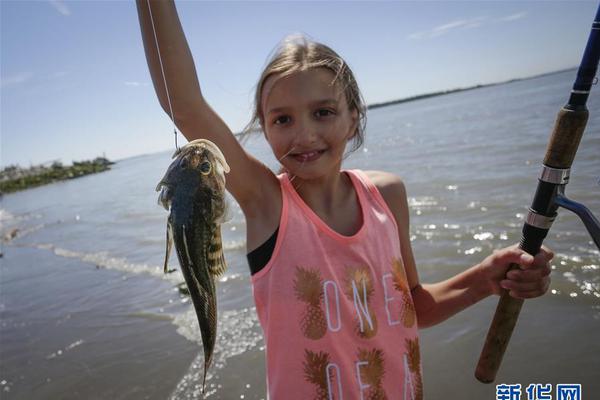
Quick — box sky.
[1,0,598,167]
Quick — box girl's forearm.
[135,0,204,119]
[411,264,491,328]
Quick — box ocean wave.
[9,241,246,289]
[11,241,184,284]
[0,209,14,223]
[59,245,183,282]
[0,209,45,242]
[223,240,245,252]
[2,223,47,243]
[408,196,438,208]
[0,209,42,226]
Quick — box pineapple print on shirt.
[356,347,387,400]
[294,266,327,340]
[303,349,332,400]
[405,337,423,400]
[391,258,416,328]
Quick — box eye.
[273,115,291,125]
[315,108,335,118]
[200,161,212,175]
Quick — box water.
[1,69,599,399]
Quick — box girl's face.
[261,68,358,180]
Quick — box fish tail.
[201,356,211,394]
[176,224,218,391]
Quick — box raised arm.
[135,0,278,212]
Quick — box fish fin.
[156,186,171,211]
[207,228,227,277]
[216,193,234,224]
[164,222,174,274]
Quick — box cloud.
[124,81,150,87]
[498,12,527,22]
[0,72,34,88]
[0,71,71,89]
[48,1,71,16]
[408,16,488,40]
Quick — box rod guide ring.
[539,165,570,184]
[526,210,556,230]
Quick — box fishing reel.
[553,173,600,251]
[524,164,600,254]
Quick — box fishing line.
[288,159,305,188]
[146,0,179,151]
[277,145,305,187]
[277,146,297,163]
[276,145,303,186]
[291,147,353,191]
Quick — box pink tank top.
[251,169,422,400]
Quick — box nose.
[292,116,318,147]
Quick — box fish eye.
[200,161,212,175]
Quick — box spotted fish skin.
[156,139,230,393]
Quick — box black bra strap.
[246,227,279,275]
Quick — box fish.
[156,139,230,392]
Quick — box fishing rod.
[475,4,600,384]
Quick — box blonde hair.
[242,35,367,155]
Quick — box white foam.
[408,196,438,208]
[0,209,14,224]
[25,242,184,284]
[223,240,245,252]
[17,241,245,290]
[0,209,42,228]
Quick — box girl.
[136,1,553,398]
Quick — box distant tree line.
[0,157,114,194]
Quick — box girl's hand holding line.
[476,245,554,300]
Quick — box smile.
[291,149,326,163]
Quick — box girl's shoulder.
[361,170,408,201]
[360,170,409,225]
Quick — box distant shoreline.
[367,67,577,110]
[233,67,577,138]
[0,157,115,194]
[4,67,577,170]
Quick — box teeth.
[298,152,316,159]
[293,150,323,161]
